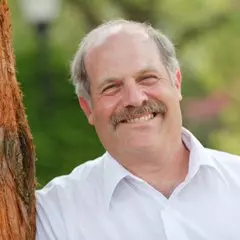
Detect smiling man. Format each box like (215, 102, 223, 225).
(36, 20, 240, 240)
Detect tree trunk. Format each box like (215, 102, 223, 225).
(0, 0, 36, 239)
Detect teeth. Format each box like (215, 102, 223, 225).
(126, 114, 154, 123)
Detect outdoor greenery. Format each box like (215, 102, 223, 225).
(8, 0, 240, 185)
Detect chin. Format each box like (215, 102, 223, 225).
(120, 136, 156, 151)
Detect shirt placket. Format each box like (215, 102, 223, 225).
(161, 204, 190, 240)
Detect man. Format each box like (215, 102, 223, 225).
(36, 19, 240, 240)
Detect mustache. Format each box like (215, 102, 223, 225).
(110, 100, 167, 128)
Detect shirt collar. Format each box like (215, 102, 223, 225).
(103, 128, 226, 209)
(182, 127, 227, 183)
(103, 152, 129, 209)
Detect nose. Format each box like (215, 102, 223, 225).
(122, 80, 148, 107)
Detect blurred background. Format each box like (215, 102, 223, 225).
(8, 0, 240, 186)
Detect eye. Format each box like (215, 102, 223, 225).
(101, 83, 121, 95)
(138, 74, 159, 84)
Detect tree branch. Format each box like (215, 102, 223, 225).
(176, 13, 231, 47)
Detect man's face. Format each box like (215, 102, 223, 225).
(80, 29, 183, 156)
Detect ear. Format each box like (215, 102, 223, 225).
(175, 69, 182, 101)
(79, 97, 94, 125)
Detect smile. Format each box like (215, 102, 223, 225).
(123, 113, 156, 124)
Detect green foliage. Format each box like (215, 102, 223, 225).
(8, 0, 240, 185)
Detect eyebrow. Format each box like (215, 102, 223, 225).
(134, 67, 159, 77)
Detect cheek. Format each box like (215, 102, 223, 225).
(144, 85, 170, 100)
(144, 86, 181, 110)
(92, 96, 120, 122)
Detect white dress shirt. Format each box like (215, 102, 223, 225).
(36, 128, 240, 240)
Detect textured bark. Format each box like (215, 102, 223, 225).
(0, 0, 36, 239)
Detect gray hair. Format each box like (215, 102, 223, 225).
(71, 19, 180, 100)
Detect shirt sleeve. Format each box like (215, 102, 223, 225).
(36, 187, 67, 240)
(36, 200, 58, 240)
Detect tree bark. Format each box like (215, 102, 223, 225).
(0, 0, 36, 239)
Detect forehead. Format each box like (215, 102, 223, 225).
(85, 26, 165, 84)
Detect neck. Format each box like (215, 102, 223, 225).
(114, 137, 190, 198)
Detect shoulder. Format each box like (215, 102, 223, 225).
(207, 148, 240, 165)
(36, 154, 106, 239)
(37, 154, 105, 199)
(206, 148, 240, 181)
